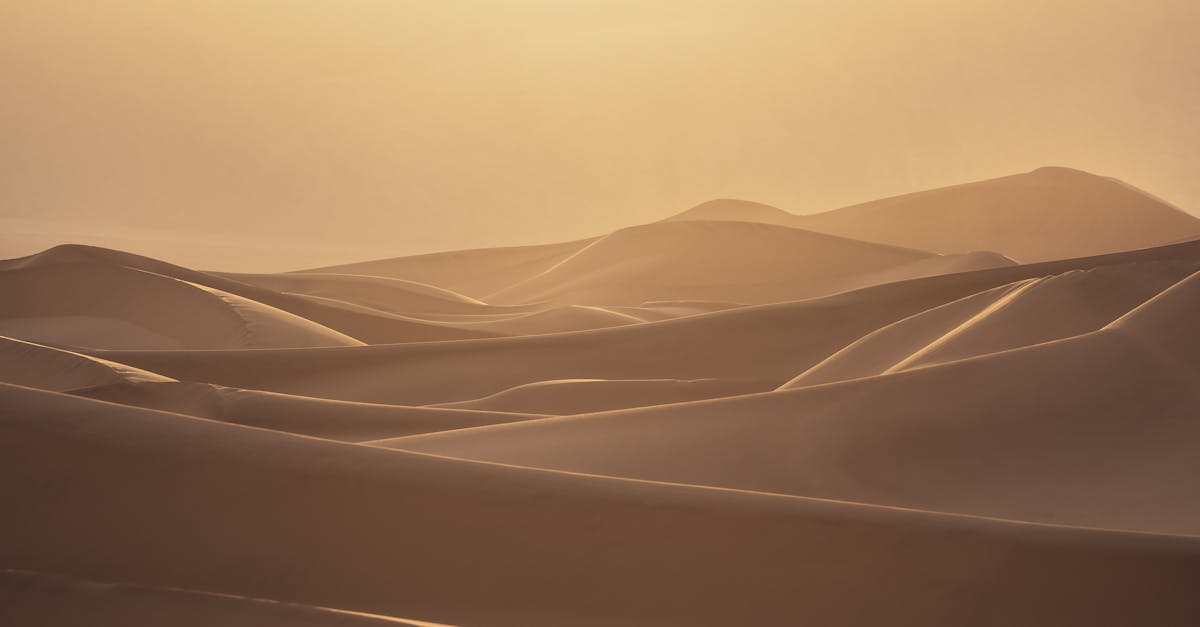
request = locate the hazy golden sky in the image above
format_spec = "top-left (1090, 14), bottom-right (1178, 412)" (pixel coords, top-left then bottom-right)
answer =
top-left (2, 0), bottom-right (1198, 269)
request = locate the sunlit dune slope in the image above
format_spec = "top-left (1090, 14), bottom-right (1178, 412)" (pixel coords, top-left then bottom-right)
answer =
top-left (785, 260), bottom-right (1196, 387)
top-left (432, 378), bottom-right (762, 415)
top-left (1, 245), bottom-right (498, 343)
top-left (391, 270), bottom-right (1200, 534)
top-left (4, 385), bottom-right (1200, 626)
top-left (217, 272), bottom-right (490, 315)
top-left (0, 263), bottom-right (363, 349)
top-left (91, 238), bottom-right (1200, 409)
top-left (0, 336), bottom-right (173, 392)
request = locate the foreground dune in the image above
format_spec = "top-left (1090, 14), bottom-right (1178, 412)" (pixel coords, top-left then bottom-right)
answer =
top-left (4, 384), bottom-right (1200, 626)
top-left (0, 570), bottom-right (455, 627)
top-left (8, 167), bottom-right (1200, 625)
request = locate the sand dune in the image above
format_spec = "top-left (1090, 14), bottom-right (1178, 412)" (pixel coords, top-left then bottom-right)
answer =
top-left (432, 377), bottom-right (762, 415)
top-left (785, 260), bottom-right (1197, 387)
top-left (0, 336), bottom-right (173, 392)
top-left (91, 238), bottom-right (1200, 408)
top-left (486, 220), bottom-right (960, 306)
top-left (391, 270), bottom-right (1200, 534)
top-left (0, 263), bottom-right (363, 349)
top-left (0, 569), bottom-right (455, 627)
top-left (75, 382), bottom-right (538, 442)
top-left (218, 272), bottom-right (491, 315)
top-left (2, 245), bottom-right (499, 344)
top-left (668, 168), bottom-right (1200, 262)
top-left (8, 168), bottom-right (1200, 625)
top-left (4, 384), bottom-right (1200, 626)
top-left (305, 238), bottom-right (597, 299)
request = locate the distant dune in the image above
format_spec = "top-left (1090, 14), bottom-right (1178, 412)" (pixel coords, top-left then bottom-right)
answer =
top-left (6, 168), bottom-right (1200, 625)
top-left (668, 167), bottom-right (1200, 262)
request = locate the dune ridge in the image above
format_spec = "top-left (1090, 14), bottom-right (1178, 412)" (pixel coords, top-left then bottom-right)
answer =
top-left (7, 167), bottom-right (1200, 625)
top-left (4, 384), bottom-right (1200, 626)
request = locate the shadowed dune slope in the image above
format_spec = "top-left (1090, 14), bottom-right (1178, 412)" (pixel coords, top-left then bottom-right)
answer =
top-left (486, 220), bottom-right (1000, 306)
top-left (0, 263), bottom-right (363, 349)
top-left (391, 271), bottom-right (1200, 534)
top-left (4, 385), bottom-right (1200, 626)
top-left (0, 570), bottom-right (455, 627)
top-left (93, 238), bottom-right (1200, 407)
top-left (432, 378), bottom-right (763, 415)
top-left (1, 245), bottom-right (497, 344)
top-left (0, 336), bottom-right (534, 441)
top-left (303, 238), bottom-right (597, 299)
top-left (73, 382), bottom-right (538, 442)
top-left (785, 260), bottom-right (1196, 387)
top-left (667, 168), bottom-right (1200, 262)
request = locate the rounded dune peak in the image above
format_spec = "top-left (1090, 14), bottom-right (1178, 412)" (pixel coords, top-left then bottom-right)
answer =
top-left (797, 166), bottom-right (1200, 262)
top-left (664, 198), bottom-right (798, 225)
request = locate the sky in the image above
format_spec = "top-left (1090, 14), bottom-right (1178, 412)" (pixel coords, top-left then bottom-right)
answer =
top-left (2, 0), bottom-right (1198, 270)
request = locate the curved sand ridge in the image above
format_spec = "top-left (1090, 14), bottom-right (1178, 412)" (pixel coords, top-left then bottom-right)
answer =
top-left (0, 569), bottom-right (456, 627)
top-left (432, 377), bottom-right (762, 415)
top-left (0, 335), bottom-right (534, 441)
top-left (304, 238), bottom-right (598, 298)
top-left (486, 220), bottom-right (994, 306)
top-left (217, 272), bottom-right (490, 315)
top-left (4, 384), bottom-right (1200, 626)
top-left (0, 336), bottom-right (173, 392)
top-left (0, 263), bottom-right (362, 349)
top-left (783, 260), bottom-right (1196, 388)
top-left (91, 238), bottom-right (1200, 408)
top-left (391, 269), bottom-right (1200, 534)
top-left (2, 245), bottom-right (497, 343)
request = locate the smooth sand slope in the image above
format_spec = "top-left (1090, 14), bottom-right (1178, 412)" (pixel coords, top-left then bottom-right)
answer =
top-left (1, 245), bottom-right (498, 343)
top-left (0, 336), bottom-right (535, 441)
top-left (391, 270), bottom-right (1200, 534)
top-left (0, 569), bottom-right (455, 627)
top-left (786, 260), bottom-right (1195, 387)
top-left (74, 383), bottom-right (538, 442)
top-left (93, 238), bottom-right (1200, 409)
top-left (432, 378), bottom-right (762, 415)
top-left (304, 238), bottom-right (598, 299)
top-left (669, 167), bottom-right (1200, 262)
top-left (0, 336), bottom-right (174, 392)
top-left (487, 220), bottom-right (1006, 306)
top-left (4, 384), bottom-right (1200, 626)
top-left (0, 263), bottom-right (363, 349)
top-left (218, 272), bottom-right (493, 315)
top-left (8, 168), bottom-right (1200, 625)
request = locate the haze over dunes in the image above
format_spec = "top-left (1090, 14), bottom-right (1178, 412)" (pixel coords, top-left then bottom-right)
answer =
top-left (4, 165), bottom-right (1200, 624)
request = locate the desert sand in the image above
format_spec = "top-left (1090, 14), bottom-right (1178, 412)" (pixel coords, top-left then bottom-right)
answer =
top-left (5, 169), bottom-right (1200, 625)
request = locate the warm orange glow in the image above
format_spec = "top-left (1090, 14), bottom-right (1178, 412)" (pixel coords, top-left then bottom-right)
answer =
top-left (2, 0), bottom-right (1198, 269)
